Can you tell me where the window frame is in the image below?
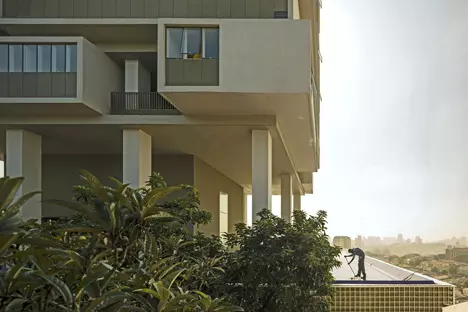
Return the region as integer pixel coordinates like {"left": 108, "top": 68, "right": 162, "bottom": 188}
{"left": 166, "top": 26, "right": 220, "bottom": 60}
{"left": 0, "top": 43, "right": 78, "bottom": 73}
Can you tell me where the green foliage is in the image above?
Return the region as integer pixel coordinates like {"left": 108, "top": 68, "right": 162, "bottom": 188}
{"left": 214, "top": 209, "right": 341, "bottom": 312}
{"left": 0, "top": 172, "right": 341, "bottom": 312}
{"left": 0, "top": 172, "right": 241, "bottom": 312}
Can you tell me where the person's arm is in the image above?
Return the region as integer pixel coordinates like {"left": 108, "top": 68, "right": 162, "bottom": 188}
{"left": 348, "top": 254, "right": 356, "bottom": 264}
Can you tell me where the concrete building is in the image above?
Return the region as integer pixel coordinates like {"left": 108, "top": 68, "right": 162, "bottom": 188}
{"left": 333, "top": 253, "right": 456, "bottom": 311}
{"left": 333, "top": 236, "right": 352, "bottom": 249}
{"left": 446, "top": 247, "right": 468, "bottom": 263}
{"left": 0, "top": 0, "right": 321, "bottom": 235}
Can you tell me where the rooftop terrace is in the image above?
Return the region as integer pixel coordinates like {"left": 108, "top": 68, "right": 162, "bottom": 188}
{"left": 332, "top": 253, "right": 452, "bottom": 286}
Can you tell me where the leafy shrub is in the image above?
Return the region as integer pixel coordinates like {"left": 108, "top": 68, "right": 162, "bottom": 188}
{"left": 0, "top": 172, "right": 241, "bottom": 311}
{"left": 213, "top": 209, "right": 341, "bottom": 312}
{"left": 0, "top": 171, "right": 340, "bottom": 312}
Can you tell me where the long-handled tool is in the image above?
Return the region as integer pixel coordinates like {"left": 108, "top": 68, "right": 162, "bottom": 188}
{"left": 347, "top": 261, "right": 360, "bottom": 280}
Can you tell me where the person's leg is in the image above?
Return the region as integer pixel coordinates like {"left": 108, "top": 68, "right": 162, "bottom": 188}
{"left": 356, "top": 261, "right": 362, "bottom": 278}
{"left": 359, "top": 258, "right": 367, "bottom": 280}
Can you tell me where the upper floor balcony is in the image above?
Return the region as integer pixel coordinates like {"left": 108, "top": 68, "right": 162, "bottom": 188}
{"left": 1, "top": 0, "right": 289, "bottom": 19}
{"left": 156, "top": 18, "right": 320, "bottom": 174}
{"left": 0, "top": 36, "right": 181, "bottom": 117}
{"left": 0, "top": 36, "right": 122, "bottom": 116}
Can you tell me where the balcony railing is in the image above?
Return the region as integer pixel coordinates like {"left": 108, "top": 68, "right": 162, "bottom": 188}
{"left": 110, "top": 92, "right": 181, "bottom": 115}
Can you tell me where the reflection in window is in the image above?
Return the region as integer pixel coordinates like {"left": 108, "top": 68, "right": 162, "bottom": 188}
{"left": 38, "top": 45, "right": 51, "bottom": 72}
{"left": 182, "top": 28, "right": 202, "bottom": 57}
{"left": 203, "top": 28, "right": 219, "bottom": 59}
{"left": 52, "top": 45, "right": 66, "bottom": 72}
{"left": 23, "top": 45, "right": 37, "bottom": 72}
{"left": 166, "top": 27, "right": 219, "bottom": 60}
{"left": 9, "top": 45, "right": 22, "bottom": 72}
{"left": 66, "top": 45, "right": 77, "bottom": 72}
{"left": 0, "top": 45, "right": 7, "bottom": 72}
{"left": 166, "top": 28, "right": 183, "bottom": 59}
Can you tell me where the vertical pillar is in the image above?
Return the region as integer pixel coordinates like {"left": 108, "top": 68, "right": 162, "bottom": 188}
{"left": 280, "top": 174, "right": 293, "bottom": 222}
{"left": 242, "top": 188, "right": 249, "bottom": 225}
{"left": 251, "top": 130, "right": 272, "bottom": 221}
{"left": 294, "top": 194, "right": 302, "bottom": 211}
{"left": 6, "top": 130, "right": 42, "bottom": 221}
{"left": 122, "top": 129, "right": 152, "bottom": 188}
{"left": 125, "top": 60, "right": 151, "bottom": 92}
{"left": 125, "top": 60, "right": 151, "bottom": 110}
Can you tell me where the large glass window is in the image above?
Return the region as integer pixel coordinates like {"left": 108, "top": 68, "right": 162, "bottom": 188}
{"left": 181, "top": 28, "right": 202, "bottom": 57}
{"left": 166, "top": 28, "right": 183, "bottom": 59}
{"left": 38, "top": 45, "right": 52, "bottom": 72}
{"left": 23, "top": 45, "right": 37, "bottom": 72}
{"left": 66, "top": 45, "right": 77, "bottom": 72}
{"left": 52, "top": 45, "right": 66, "bottom": 72}
{"left": 0, "top": 43, "right": 77, "bottom": 73}
{"left": 0, "top": 45, "right": 7, "bottom": 72}
{"left": 9, "top": 45, "right": 23, "bottom": 72}
{"left": 203, "top": 28, "right": 219, "bottom": 59}
{"left": 166, "top": 27, "right": 219, "bottom": 60}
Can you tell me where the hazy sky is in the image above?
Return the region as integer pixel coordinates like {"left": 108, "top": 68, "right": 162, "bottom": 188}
{"left": 2, "top": 0, "right": 468, "bottom": 242}
{"left": 304, "top": 0, "right": 468, "bottom": 241}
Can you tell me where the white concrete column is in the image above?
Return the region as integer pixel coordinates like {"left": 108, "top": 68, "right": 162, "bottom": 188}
{"left": 122, "top": 129, "right": 152, "bottom": 188}
{"left": 280, "top": 174, "right": 293, "bottom": 222}
{"left": 6, "top": 129, "right": 42, "bottom": 221}
{"left": 251, "top": 130, "right": 272, "bottom": 221}
{"left": 125, "top": 60, "right": 151, "bottom": 92}
{"left": 294, "top": 194, "right": 302, "bottom": 211}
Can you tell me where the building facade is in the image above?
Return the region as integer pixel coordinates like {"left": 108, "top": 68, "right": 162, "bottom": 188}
{"left": 0, "top": 0, "right": 321, "bottom": 236}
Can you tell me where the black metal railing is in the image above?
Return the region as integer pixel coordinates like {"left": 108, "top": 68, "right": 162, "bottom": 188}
{"left": 110, "top": 92, "right": 181, "bottom": 115}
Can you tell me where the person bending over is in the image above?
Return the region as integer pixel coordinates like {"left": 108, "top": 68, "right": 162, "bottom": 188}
{"left": 345, "top": 248, "right": 367, "bottom": 281}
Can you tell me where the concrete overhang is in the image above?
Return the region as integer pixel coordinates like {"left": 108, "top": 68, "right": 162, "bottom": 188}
{"left": 0, "top": 20, "right": 157, "bottom": 44}
{"left": 0, "top": 36, "right": 122, "bottom": 116}
{"left": 0, "top": 115, "right": 307, "bottom": 195}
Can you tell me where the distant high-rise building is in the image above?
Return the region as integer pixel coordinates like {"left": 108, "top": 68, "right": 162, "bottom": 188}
{"left": 366, "top": 236, "right": 382, "bottom": 246}
{"left": 397, "top": 233, "right": 404, "bottom": 243}
{"left": 382, "top": 237, "right": 397, "bottom": 245}
{"left": 355, "top": 235, "right": 364, "bottom": 247}
{"left": 333, "top": 236, "right": 352, "bottom": 249}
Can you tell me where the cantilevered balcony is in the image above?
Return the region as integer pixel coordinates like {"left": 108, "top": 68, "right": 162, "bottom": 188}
{"left": 110, "top": 92, "right": 180, "bottom": 115}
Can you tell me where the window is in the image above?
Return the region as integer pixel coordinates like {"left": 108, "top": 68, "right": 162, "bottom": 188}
{"left": 9, "top": 45, "right": 22, "bottom": 72}
{"left": 166, "top": 27, "right": 219, "bottom": 60}
{"left": 0, "top": 45, "right": 7, "bottom": 72}
{"left": 52, "top": 45, "right": 66, "bottom": 72}
{"left": 66, "top": 45, "right": 77, "bottom": 72}
{"left": 219, "top": 192, "right": 228, "bottom": 240}
{"left": 203, "top": 28, "right": 219, "bottom": 59}
{"left": 0, "top": 44, "right": 77, "bottom": 73}
{"left": 23, "top": 45, "right": 37, "bottom": 72}
{"left": 181, "top": 28, "right": 202, "bottom": 58}
{"left": 38, "top": 45, "right": 52, "bottom": 72}
{"left": 166, "top": 28, "right": 183, "bottom": 59}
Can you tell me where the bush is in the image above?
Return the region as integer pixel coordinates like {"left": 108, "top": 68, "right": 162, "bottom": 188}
{"left": 214, "top": 209, "right": 341, "bottom": 312}
{"left": 0, "top": 173, "right": 241, "bottom": 311}
{"left": 0, "top": 171, "right": 341, "bottom": 312}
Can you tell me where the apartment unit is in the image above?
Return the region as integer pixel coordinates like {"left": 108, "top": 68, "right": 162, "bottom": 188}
{"left": 333, "top": 253, "right": 456, "bottom": 312}
{"left": 0, "top": 0, "right": 321, "bottom": 235}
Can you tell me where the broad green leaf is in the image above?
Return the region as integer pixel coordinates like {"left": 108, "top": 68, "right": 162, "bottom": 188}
{"left": 5, "top": 298, "right": 27, "bottom": 312}
{"left": 41, "top": 275, "right": 74, "bottom": 309}
{"left": 0, "top": 177, "right": 24, "bottom": 211}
